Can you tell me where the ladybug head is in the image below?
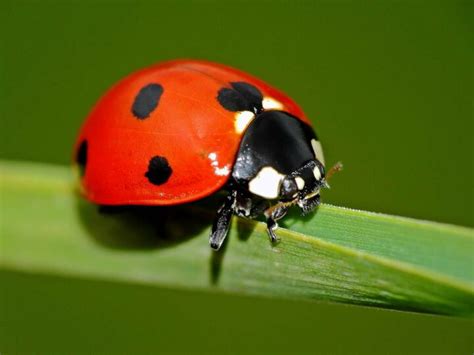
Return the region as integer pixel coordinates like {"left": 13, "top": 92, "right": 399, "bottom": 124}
{"left": 279, "top": 159, "right": 327, "bottom": 214}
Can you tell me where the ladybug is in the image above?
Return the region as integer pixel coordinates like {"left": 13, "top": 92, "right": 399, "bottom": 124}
{"left": 74, "top": 60, "right": 337, "bottom": 250}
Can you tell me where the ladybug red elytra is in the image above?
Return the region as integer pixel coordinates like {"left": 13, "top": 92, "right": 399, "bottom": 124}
{"left": 74, "top": 59, "right": 335, "bottom": 250}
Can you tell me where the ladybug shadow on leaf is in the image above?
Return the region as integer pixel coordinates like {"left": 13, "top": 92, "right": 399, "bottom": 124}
{"left": 279, "top": 206, "right": 319, "bottom": 229}
{"left": 75, "top": 197, "right": 214, "bottom": 250}
{"left": 75, "top": 194, "right": 257, "bottom": 285}
{"left": 209, "top": 217, "right": 258, "bottom": 285}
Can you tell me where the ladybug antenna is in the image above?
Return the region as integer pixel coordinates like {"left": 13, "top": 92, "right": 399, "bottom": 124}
{"left": 325, "top": 161, "right": 343, "bottom": 182}
{"left": 320, "top": 179, "right": 330, "bottom": 189}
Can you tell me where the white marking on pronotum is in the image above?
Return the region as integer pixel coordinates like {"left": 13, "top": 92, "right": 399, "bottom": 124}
{"left": 313, "top": 166, "right": 321, "bottom": 181}
{"left": 248, "top": 167, "right": 285, "bottom": 199}
{"left": 295, "top": 177, "right": 305, "bottom": 190}
{"left": 208, "top": 152, "right": 231, "bottom": 176}
{"left": 235, "top": 111, "right": 255, "bottom": 134}
{"left": 311, "top": 139, "right": 325, "bottom": 166}
{"left": 262, "top": 97, "right": 284, "bottom": 111}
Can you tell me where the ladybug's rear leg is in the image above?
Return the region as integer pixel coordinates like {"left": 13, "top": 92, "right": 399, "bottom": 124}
{"left": 209, "top": 191, "right": 236, "bottom": 250}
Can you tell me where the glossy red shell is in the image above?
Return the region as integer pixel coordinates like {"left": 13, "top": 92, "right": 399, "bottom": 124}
{"left": 74, "top": 59, "right": 311, "bottom": 205}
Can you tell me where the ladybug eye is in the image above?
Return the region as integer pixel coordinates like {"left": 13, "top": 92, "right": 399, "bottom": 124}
{"left": 280, "top": 177, "right": 298, "bottom": 201}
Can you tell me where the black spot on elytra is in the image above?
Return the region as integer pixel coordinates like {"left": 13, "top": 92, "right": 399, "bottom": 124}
{"left": 132, "top": 83, "right": 164, "bottom": 119}
{"left": 217, "top": 88, "right": 248, "bottom": 112}
{"left": 76, "top": 140, "right": 88, "bottom": 176}
{"left": 217, "top": 82, "right": 263, "bottom": 113}
{"left": 145, "top": 156, "right": 172, "bottom": 185}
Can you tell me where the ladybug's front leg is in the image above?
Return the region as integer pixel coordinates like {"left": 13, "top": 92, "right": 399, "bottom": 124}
{"left": 264, "top": 204, "right": 289, "bottom": 243}
{"left": 209, "top": 191, "right": 236, "bottom": 250}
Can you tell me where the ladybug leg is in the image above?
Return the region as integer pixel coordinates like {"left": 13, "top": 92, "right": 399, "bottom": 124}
{"left": 209, "top": 191, "right": 236, "bottom": 250}
{"left": 234, "top": 193, "right": 253, "bottom": 218}
{"left": 264, "top": 204, "right": 290, "bottom": 243}
{"left": 234, "top": 193, "right": 267, "bottom": 219}
{"left": 249, "top": 199, "right": 268, "bottom": 218}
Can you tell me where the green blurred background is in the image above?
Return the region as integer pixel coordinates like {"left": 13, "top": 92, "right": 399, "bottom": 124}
{"left": 1, "top": 0, "right": 472, "bottom": 353}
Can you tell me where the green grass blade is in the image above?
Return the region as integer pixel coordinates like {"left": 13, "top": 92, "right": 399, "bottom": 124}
{"left": 1, "top": 160, "right": 473, "bottom": 316}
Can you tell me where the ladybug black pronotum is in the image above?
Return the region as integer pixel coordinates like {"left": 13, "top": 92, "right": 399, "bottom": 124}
{"left": 75, "top": 60, "right": 338, "bottom": 250}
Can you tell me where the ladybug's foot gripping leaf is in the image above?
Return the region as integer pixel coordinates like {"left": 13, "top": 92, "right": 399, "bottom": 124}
{"left": 264, "top": 203, "right": 289, "bottom": 244}
{"left": 266, "top": 218, "right": 279, "bottom": 243}
{"left": 209, "top": 192, "right": 236, "bottom": 251}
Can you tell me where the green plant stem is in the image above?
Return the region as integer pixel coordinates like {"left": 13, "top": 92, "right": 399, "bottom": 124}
{"left": 1, "top": 160, "right": 473, "bottom": 316}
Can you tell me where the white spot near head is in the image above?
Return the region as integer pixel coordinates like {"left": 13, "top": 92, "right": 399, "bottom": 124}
{"left": 215, "top": 165, "right": 231, "bottom": 176}
{"left": 208, "top": 152, "right": 218, "bottom": 167}
{"left": 208, "top": 152, "right": 231, "bottom": 176}
{"left": 311, "top": 139, "right": 325, "bottom": 166}
{"left": 235, "top": 111, "right": 255, "bottom": 134}
{"left": 208, "top": 152, "right": 217, "bottom": 161}
{"left": 295, "top": 177, "right": 305, "bottom": 190}
{"left": 313, "top": 166, "right": 321, "bottom": 181}
{"left": 262, "top": 97, "right": 284, "bottom": 111}
{"left": 248, "top": 167, "right": 284, "bottom": 199}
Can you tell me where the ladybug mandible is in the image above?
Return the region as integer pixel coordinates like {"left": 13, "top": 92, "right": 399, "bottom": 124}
{"left": 74, "top": 60, "right": 334, "bottom": 250}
